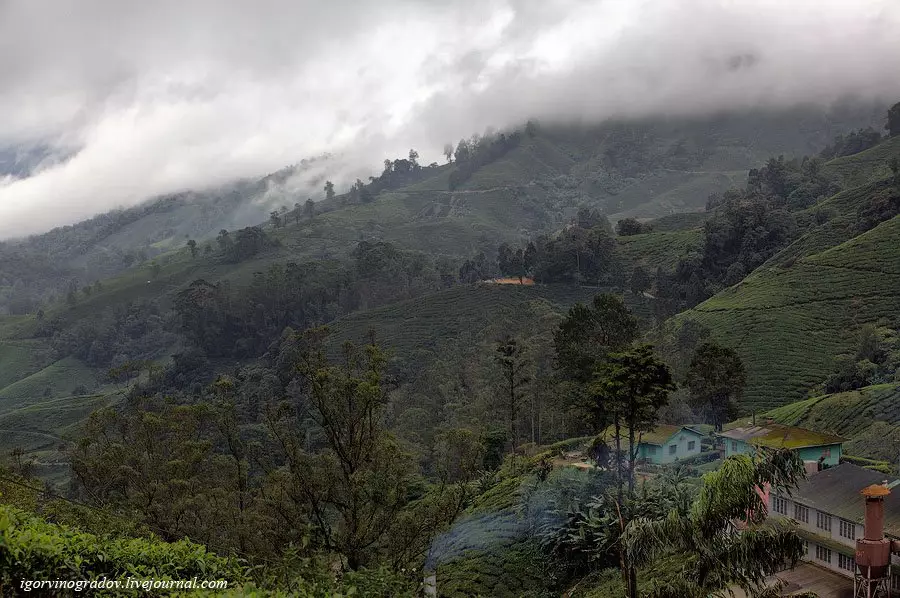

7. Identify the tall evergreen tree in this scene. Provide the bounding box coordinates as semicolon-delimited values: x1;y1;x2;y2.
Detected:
494;335;531;451
684;342;746;431
592;345;674;494
554;294;639;432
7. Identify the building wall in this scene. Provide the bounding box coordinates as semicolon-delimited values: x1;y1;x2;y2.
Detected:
767;492;895;580
641;430;702;464
796;443;842;467
723;440;842;467
724;438;751;458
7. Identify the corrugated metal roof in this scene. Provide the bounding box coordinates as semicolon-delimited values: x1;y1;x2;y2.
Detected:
791;463;900;536
717;422;844;449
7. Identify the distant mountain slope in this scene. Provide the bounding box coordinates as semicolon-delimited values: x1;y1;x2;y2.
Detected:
825;135;900;188
455;104;886;221
0;102;893;474
323;283;650;364
617;229;703;272
0;102;884;316
674;133;900;412
680;214;898;413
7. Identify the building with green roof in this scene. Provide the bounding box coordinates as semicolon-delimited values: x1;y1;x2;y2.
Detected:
615;424;705;465
717;421;844;467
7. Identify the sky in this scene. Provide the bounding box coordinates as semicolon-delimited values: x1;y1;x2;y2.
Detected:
1;0;899;238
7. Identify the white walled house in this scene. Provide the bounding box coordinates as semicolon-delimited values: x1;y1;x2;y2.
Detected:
767;462;900;590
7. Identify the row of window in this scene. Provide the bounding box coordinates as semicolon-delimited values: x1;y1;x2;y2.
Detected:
647;441;697;456
811;544;856;571
773;495;855;539
839;518;856;540
838;553;855;571
773;496;787;515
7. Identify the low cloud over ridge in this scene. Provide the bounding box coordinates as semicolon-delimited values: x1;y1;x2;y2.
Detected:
1;0;899;238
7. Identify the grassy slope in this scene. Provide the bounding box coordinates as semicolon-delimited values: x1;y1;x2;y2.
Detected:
678;214;899;413
44;176;564;325
645;212;710;232
0;357;103;410
324;284;652;363
19;113;890;328
671;136;900;413
0;315;120;482
0;339;54;389
824;135;900;188
761;384;900;462
617;229;702;272
607;169;746;221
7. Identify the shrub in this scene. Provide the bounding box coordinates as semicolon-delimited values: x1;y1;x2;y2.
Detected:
0;504;241;592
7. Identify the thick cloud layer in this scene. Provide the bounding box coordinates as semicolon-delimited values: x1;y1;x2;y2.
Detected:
1;0;899;238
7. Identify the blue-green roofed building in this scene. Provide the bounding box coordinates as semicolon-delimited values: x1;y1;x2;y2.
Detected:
717;421;843;467
617;424;705;465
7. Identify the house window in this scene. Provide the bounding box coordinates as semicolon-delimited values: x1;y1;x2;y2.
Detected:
816;512;832;532
822;447;831;457
688;440;696;451
648;446;656;455
669;444;677;455
772;496;788;515
838;554;855;571
793;504;809;524
839;519;856;540
731;441;738;452
815;545;832;564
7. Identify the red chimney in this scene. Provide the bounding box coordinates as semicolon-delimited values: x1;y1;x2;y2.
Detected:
856;484;893;583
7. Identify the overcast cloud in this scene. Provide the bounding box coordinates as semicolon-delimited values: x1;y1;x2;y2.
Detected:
1;0;899;238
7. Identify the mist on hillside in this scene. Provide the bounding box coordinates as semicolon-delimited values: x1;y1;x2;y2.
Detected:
1;0;899;238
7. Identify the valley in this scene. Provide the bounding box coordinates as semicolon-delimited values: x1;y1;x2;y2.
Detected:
0;99;899;596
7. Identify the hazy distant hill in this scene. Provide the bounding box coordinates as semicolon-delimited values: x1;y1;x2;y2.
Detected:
0;101;885;316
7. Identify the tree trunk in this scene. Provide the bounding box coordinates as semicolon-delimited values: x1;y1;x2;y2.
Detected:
509;368;517;452
531;391;536;444
614;418;623;503
627;566;638;598
628;425;636;494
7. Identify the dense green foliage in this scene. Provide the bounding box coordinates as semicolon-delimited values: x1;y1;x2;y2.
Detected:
625;448;806;598
683;343;746;431
0;503;241;593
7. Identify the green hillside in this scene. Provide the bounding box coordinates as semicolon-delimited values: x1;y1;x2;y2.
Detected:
825;135;900;188
0;104;894;483
761;384;900;462
0;339;53;389
644;211;709;232
666;131;900;413
325;283;653;362
607;169;745;221
1;103;883;317
678;214;899;412
0;357;103;411
617;229;703;272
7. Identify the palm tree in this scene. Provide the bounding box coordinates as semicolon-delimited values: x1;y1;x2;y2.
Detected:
624;448;809;598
